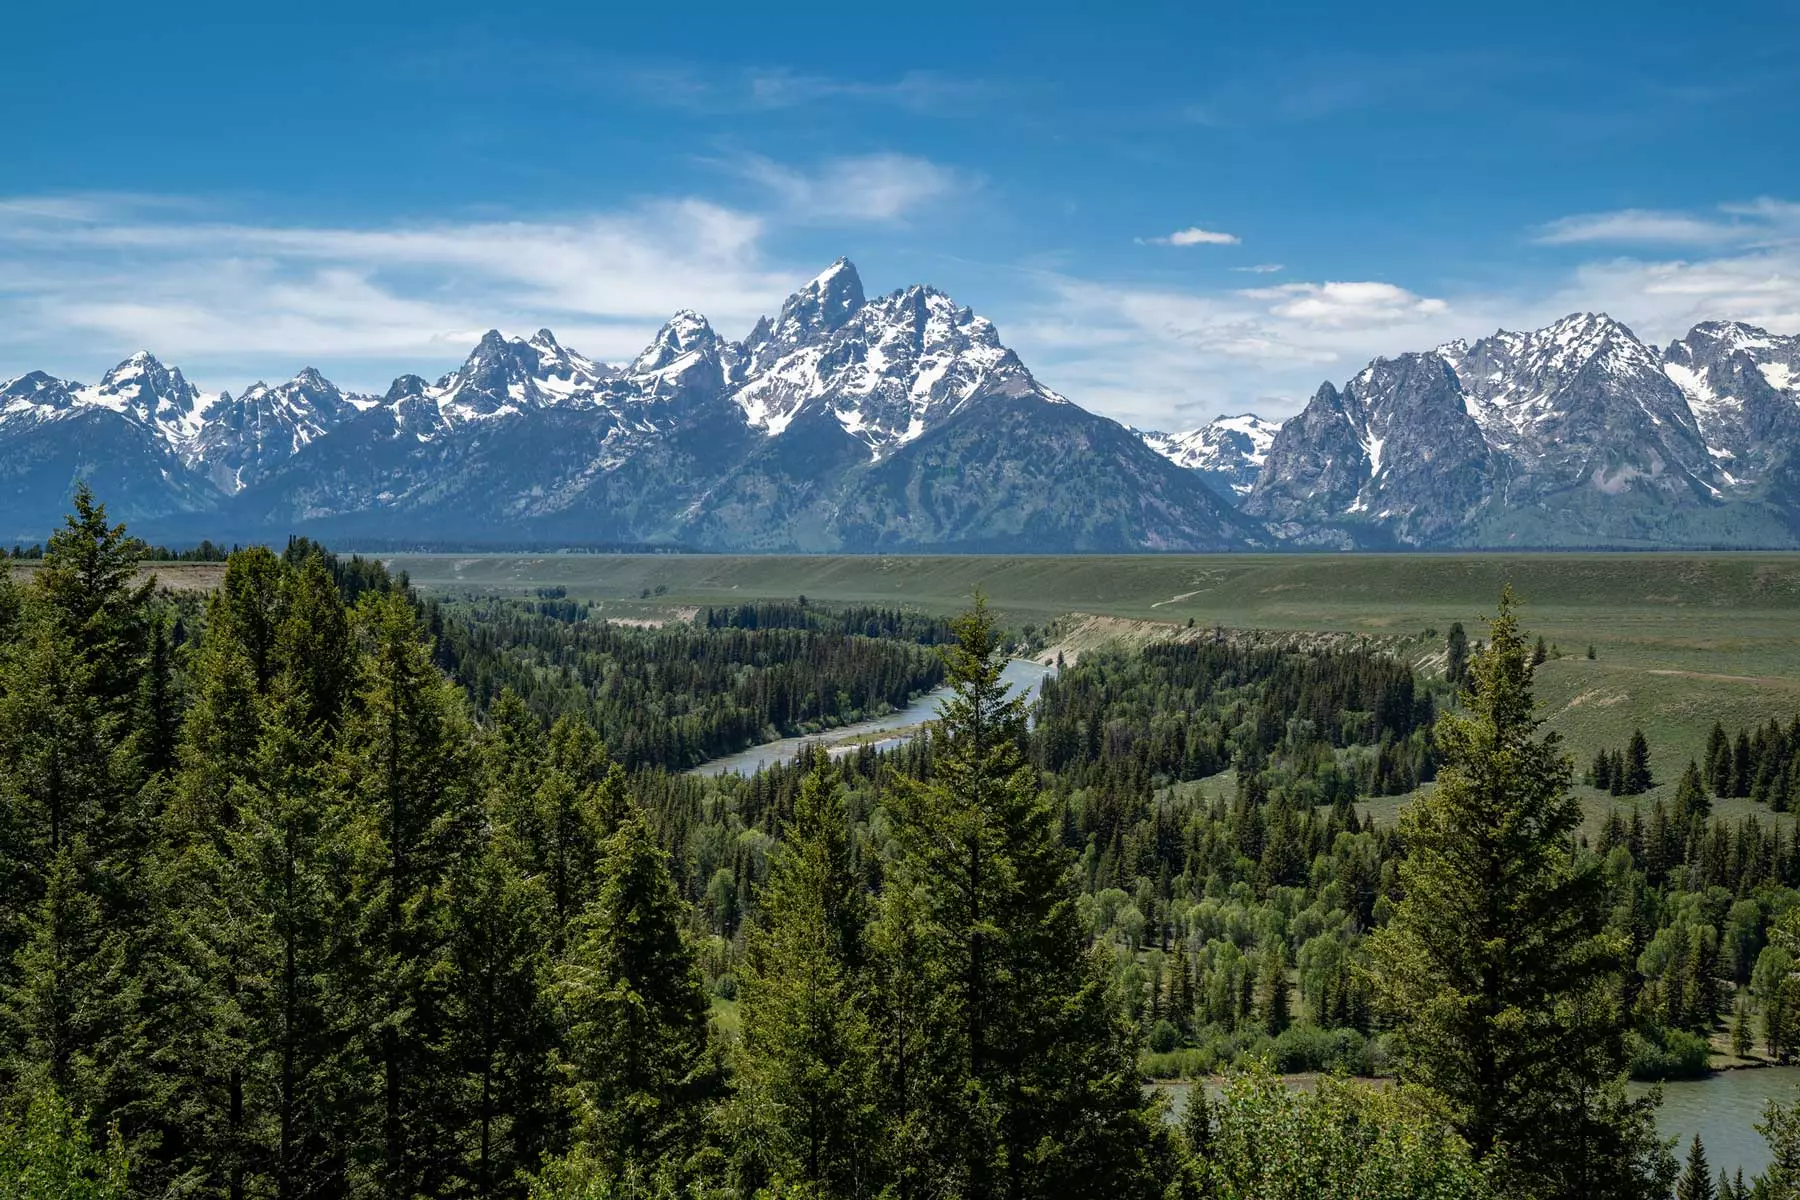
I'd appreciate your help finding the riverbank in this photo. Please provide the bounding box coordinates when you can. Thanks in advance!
[689,657,1057,776]
[1151,1067,1800,1181]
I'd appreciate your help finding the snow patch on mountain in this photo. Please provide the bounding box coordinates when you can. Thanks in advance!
[1140,414,1282,497]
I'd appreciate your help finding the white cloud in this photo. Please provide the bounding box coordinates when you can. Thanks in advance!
[0,193,804,389]
[727,153,965,223]
[1140,225,1241,247]
[1012,197,1800,430]
[1240,280,1449,327]
[741,69,989,113]
[1532,208,1749,246]
[1232,263,1284,274]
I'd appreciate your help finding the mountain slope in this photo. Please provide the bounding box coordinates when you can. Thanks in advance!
[1140,414,1282,499]
[7,269,1799,551]
[1246,313,1800,548]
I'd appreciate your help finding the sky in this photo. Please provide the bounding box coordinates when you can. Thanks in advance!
[3,0,1799,431]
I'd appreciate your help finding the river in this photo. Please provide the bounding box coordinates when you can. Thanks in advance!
[1154,1067,1800,1180]
[691,657,1058,777]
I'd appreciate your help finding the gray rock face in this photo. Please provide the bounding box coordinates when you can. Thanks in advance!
[1661,322,1800,489]
[190,368,365,492]
[0,259,1252,550]
[7,281,1799,550]
[1245,313,1800,548]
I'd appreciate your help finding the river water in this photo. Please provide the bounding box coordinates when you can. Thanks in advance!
[1154,1067,1800,1180]
[691,657,1057,777]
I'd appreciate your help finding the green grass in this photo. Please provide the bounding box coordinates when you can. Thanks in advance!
[380,551,1800,823]
[381,550,1800,663]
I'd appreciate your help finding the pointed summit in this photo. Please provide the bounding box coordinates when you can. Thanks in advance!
[630,310,721,377]
[748,258,867,370]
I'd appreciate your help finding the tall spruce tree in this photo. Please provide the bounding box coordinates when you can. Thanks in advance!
[1678,1134,1716,1200]
[231,676,358,1198]
[436,825,559,1198]
[553,806,711,1185]
[338,589,479,1197]
[881,596,1171,1200]
[1626,730,1654,795]
[1366,588,1674,1200]
[731,753,879,1197]
[1446,623,1469,687]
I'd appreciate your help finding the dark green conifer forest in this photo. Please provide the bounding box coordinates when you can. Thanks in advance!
[8,490,1800,1199]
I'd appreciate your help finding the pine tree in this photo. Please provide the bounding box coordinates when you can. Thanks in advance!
[1626,729,1654,795]
[31,484,152,724]
[338,589,479,1196]
[1445,623,1469,687]
[731,754,880,1197]
[1592,749,1614,791]
[436,827,559,1198]
[1532,636,1548,666]
[1256,946,1291,1036]
[881,596,1172,1200]
[554,806,711,1183]
[274,550,354,733]
[1676,1135,1715,1200]
[232,677,359,1198]
[1675,760,1710,828]
[1707,723,1732,796]
[1366,588,1674,1199]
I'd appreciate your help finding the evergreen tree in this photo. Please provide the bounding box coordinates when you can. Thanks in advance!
[338,589,479,1196]
[1593,749,1614,791]
[1445,623,1469,687]
[274,551,354,733]
[881,597,1172,1200]
[1677,1134,1715,1200]
[1707,723,1732,797]
[731,754,879,1197]
[233,677,359,1199]
[437,827,559,1198]
[31,484,152,724]
[1256,946,1291,1036]
[1675,761,1710,828]
[1626,729,1654,795]
[1366,588,1674,1199]
[554,807,711,1184]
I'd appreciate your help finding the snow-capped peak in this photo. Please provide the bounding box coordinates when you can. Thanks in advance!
[1140,413,1283,496]
[728,273,1025,454]
[745,257,867,372]
[429,327,615,421]
[629,310,723,379]
[78,351,209,445]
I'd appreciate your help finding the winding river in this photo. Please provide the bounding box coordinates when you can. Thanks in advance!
[692,657,1057,777]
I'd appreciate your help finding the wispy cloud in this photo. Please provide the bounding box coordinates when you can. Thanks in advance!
[741,69,990,113]
[1139,225,1240,247]
[1232,263,1284,274]
[1532,208,1750,246]
[621,66,991,115]
[0,193,804,387]
[724,153,967,223]
[1009,196,1800,428]
[1239,281,1448,327]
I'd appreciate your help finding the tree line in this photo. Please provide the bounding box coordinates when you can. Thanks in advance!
[12,490,1800,1198]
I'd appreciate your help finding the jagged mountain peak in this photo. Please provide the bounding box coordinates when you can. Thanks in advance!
[729,269,1024,452]
[630,310,724,378]
[746,258,867,370]
[1140,412,1282,497]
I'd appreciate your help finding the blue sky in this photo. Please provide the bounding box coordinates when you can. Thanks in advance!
[4,0,1798,429]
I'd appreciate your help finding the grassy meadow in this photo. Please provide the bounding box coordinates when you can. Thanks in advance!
[368,551,1800,829]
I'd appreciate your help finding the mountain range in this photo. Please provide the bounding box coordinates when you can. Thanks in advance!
[3,260,1797,551]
